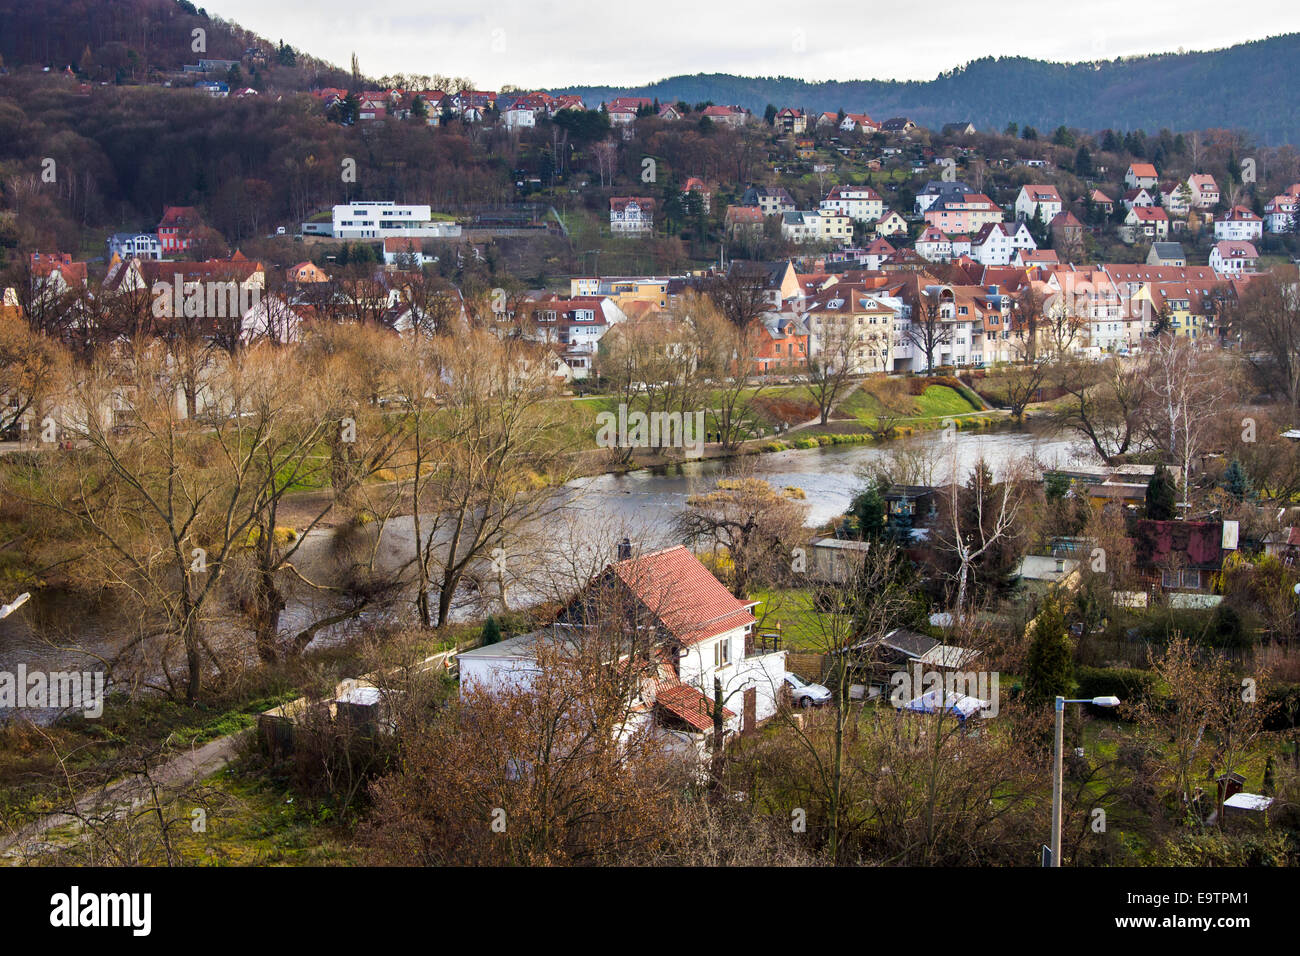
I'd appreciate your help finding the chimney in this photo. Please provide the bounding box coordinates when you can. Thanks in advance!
[617,537,632,561]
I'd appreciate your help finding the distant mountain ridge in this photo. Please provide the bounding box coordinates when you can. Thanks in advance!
[557,34,1300,146]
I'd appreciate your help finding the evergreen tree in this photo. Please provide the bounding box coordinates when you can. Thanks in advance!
[1024,594,1074,704]
[845,483,886,541]
[1075,144,1093,177]
[481,615,501,646]
[1146,464,1177,520]
[1045,472,1070,501]
[1221,458,1251,502]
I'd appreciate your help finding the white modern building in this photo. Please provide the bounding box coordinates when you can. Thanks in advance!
[107,232,162,261]
[327,202,460,239]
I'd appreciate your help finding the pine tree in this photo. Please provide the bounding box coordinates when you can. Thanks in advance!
[1221,458,1251,502]
[1024,594,1074,704]
[1146,464,1177,520]
[1075,144,1093,177]
[481,615,501,646]
[845,483,886,540]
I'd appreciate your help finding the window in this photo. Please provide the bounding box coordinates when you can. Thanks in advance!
[713,638,731,668]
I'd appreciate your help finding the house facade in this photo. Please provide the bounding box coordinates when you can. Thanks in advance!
[457,546,788,756]
[609,197,656,236]
[1209,241,1258,276]
[819,185,884,222]
[1125,163,1159,190]
[1214,206,1264,241]
[923,193,1002,233]
[1015,185,1063,223]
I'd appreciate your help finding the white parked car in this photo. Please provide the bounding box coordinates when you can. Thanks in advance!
[784,672,832,708]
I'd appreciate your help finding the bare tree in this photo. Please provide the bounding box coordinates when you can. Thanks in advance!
[803,315,858,426]
[904,287,954,373]
[0,320,65,437]
[1142,337,1232,509]
[1052,355,1148,464]
[676,474,809,599]
[704,267,771,329]
[403,328,571,628]
[939,454,1031,617]
[1234,267,1300,411]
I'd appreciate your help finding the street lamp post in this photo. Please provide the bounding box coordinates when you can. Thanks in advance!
[1050,694,1121,867]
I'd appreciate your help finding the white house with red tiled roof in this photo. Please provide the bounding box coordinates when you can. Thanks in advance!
[1123,205,1169,243]
[839,112,879,133]
[1265,190,1299,233]
[1214,205,1264,241]
[1125,162,1159,190]
[1187,174,1219,209]
[915,226,953,262]
[548,94,585,115]
[1015,185,1063,222]
[1209,241,1258,276]
[700,104,749,127]
[819,184,884,222]
[1122,188,1155,211]
[457,545,788,752]
[860,237,897,269]
[970,222,1015,265]
[610,197,655,235]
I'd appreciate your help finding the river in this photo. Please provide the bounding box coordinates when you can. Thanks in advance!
[0,425,1093,719]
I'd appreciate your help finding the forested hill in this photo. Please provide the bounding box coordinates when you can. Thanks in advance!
[0,0,346,90]
[2,2,1296,144]
[559,34,1300,146]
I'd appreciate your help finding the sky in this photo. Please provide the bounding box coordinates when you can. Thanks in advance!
[209,1,1300,89]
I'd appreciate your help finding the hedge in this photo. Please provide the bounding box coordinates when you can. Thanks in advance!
[1074,666,1157,714]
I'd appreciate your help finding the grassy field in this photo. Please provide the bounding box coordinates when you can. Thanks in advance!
[841,382,985,428]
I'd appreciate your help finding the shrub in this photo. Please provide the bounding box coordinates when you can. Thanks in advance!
[1074,666,1156,715]
[1263,683,1300,731]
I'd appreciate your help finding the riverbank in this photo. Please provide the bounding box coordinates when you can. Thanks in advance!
[273,388,1018,530]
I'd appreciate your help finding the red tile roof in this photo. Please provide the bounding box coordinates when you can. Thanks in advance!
[654,682,734,731]
[612,545,756,647]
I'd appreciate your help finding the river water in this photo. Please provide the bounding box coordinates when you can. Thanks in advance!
[0,426,1092,718]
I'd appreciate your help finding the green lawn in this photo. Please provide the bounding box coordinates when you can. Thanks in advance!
[914,384,982,419]
[840,383,983,428]
[751,587,855,650]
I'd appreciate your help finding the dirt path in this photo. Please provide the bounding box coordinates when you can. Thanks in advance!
[0,731,246,860]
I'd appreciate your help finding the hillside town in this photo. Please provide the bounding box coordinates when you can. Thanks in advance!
[2,0,1300,893]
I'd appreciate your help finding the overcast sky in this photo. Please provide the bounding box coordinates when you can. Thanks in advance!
[209,1,1300,88]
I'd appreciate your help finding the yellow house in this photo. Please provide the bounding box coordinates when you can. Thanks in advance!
[874,210,909,237]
